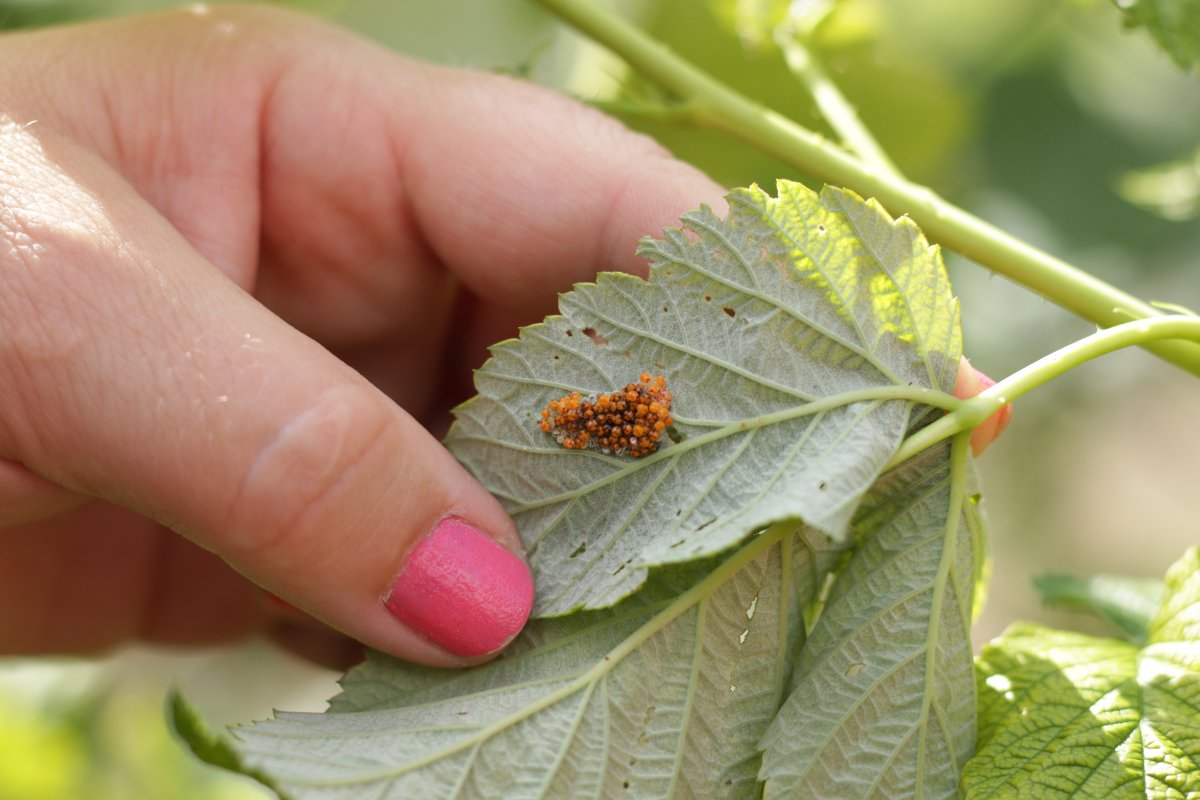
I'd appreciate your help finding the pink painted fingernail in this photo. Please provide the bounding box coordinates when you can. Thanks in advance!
[384,518,534,657]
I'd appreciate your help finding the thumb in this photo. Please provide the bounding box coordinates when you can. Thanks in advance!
[0,126,531,666]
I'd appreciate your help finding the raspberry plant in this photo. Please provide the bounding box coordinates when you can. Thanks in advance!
[176,2,1200,797]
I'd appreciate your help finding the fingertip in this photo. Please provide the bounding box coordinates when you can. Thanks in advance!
[955,357,1013,457]
[383,517,534,659]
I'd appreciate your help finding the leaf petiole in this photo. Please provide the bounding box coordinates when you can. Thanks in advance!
[888,316,1200,468]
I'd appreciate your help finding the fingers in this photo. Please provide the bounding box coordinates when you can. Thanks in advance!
[0,459,84,527]
[954,357,1013,456]
[0,122,530,666]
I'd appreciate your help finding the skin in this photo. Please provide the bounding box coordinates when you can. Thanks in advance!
[0,6,1006,670]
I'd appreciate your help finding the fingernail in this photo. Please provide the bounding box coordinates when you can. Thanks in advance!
[384,518,534,657]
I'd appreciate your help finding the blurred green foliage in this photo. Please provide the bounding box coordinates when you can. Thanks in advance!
[0,661,269,800]
[0,0,1196,797]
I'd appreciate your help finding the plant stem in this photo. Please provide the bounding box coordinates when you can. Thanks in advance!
[887,316,1200,468]
[774,30,900,176]
[530,0,1200,378]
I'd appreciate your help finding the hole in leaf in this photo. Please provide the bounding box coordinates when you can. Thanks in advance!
[569,542,587,558]
[667,426,685,444]
[818,480,828,491]
[695,517,716,532]
[722,307,736,318]
[662,305,669,313]
[846,662,865,678]
[552,354,560,360]
[582,327,609,346]
[703,294,712,302]
[565,329,573,337]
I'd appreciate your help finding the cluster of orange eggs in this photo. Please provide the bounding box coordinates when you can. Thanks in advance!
[539,373,673,458]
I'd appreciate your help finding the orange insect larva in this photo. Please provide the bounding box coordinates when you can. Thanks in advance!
[538,375,673,458]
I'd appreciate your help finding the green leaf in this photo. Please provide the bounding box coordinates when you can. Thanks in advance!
[759,437,980,799]
[963,547,1200,799]
[446,181,961,616]
[183,527,846,800]
[1033,571,1165,642]
[1117,147,1200,222]
[1113,0,1200,70]
[167,691,281,795]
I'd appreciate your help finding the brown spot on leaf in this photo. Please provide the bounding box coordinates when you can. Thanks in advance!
[582,327,609,346]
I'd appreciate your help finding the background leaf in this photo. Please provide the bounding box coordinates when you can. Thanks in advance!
[179,528,846,800]
[758,438,980,799]
[446,181,961,616]
[1114,0,1200,70]
[963,547,1200,798]
[1032,571,1165,643]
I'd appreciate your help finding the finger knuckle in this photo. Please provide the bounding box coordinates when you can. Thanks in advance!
[221,383,393,564]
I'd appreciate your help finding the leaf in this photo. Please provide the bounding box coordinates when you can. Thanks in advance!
[1113,0,1200,70]
[1117,147,1200,222]
[1033,571,1165,643]
[179,527,847,800]
[758,437,980,799]
[963,547,1200,799]
[446,181,961,616]
[168,691,281,794]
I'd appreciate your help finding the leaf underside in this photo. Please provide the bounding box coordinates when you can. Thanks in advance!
[964,547,1200,799]
[447,181,961,617]
[205,528,844,800]
[178,183,976,799]
[759,439,980,799]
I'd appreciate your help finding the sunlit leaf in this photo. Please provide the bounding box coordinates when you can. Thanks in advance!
[963,547,1200,798]
[446,181,961,616]
[178,528,845,800]
[759,439,980,799]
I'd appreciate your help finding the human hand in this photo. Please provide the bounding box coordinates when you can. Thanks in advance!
[0,6,1006,669]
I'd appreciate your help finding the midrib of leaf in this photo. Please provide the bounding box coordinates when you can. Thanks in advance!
[509,384,952,516]
[913,433,970,794]
[271,524,792,789]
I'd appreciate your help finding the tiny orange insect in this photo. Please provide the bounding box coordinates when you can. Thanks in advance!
[539,373,673,457]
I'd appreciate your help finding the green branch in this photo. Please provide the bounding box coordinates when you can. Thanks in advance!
[530,0,1200,378]
[887,316,1200,467]
[774,29,900,176]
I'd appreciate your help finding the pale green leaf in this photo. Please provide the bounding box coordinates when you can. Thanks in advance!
[181,528,845,800]
[1114,0,1200,70]
[963,547,1200,799]
[446,181,961,616]
[1033,571,1165,642]
[1117,147,1200,222]
[759,439,980,799]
